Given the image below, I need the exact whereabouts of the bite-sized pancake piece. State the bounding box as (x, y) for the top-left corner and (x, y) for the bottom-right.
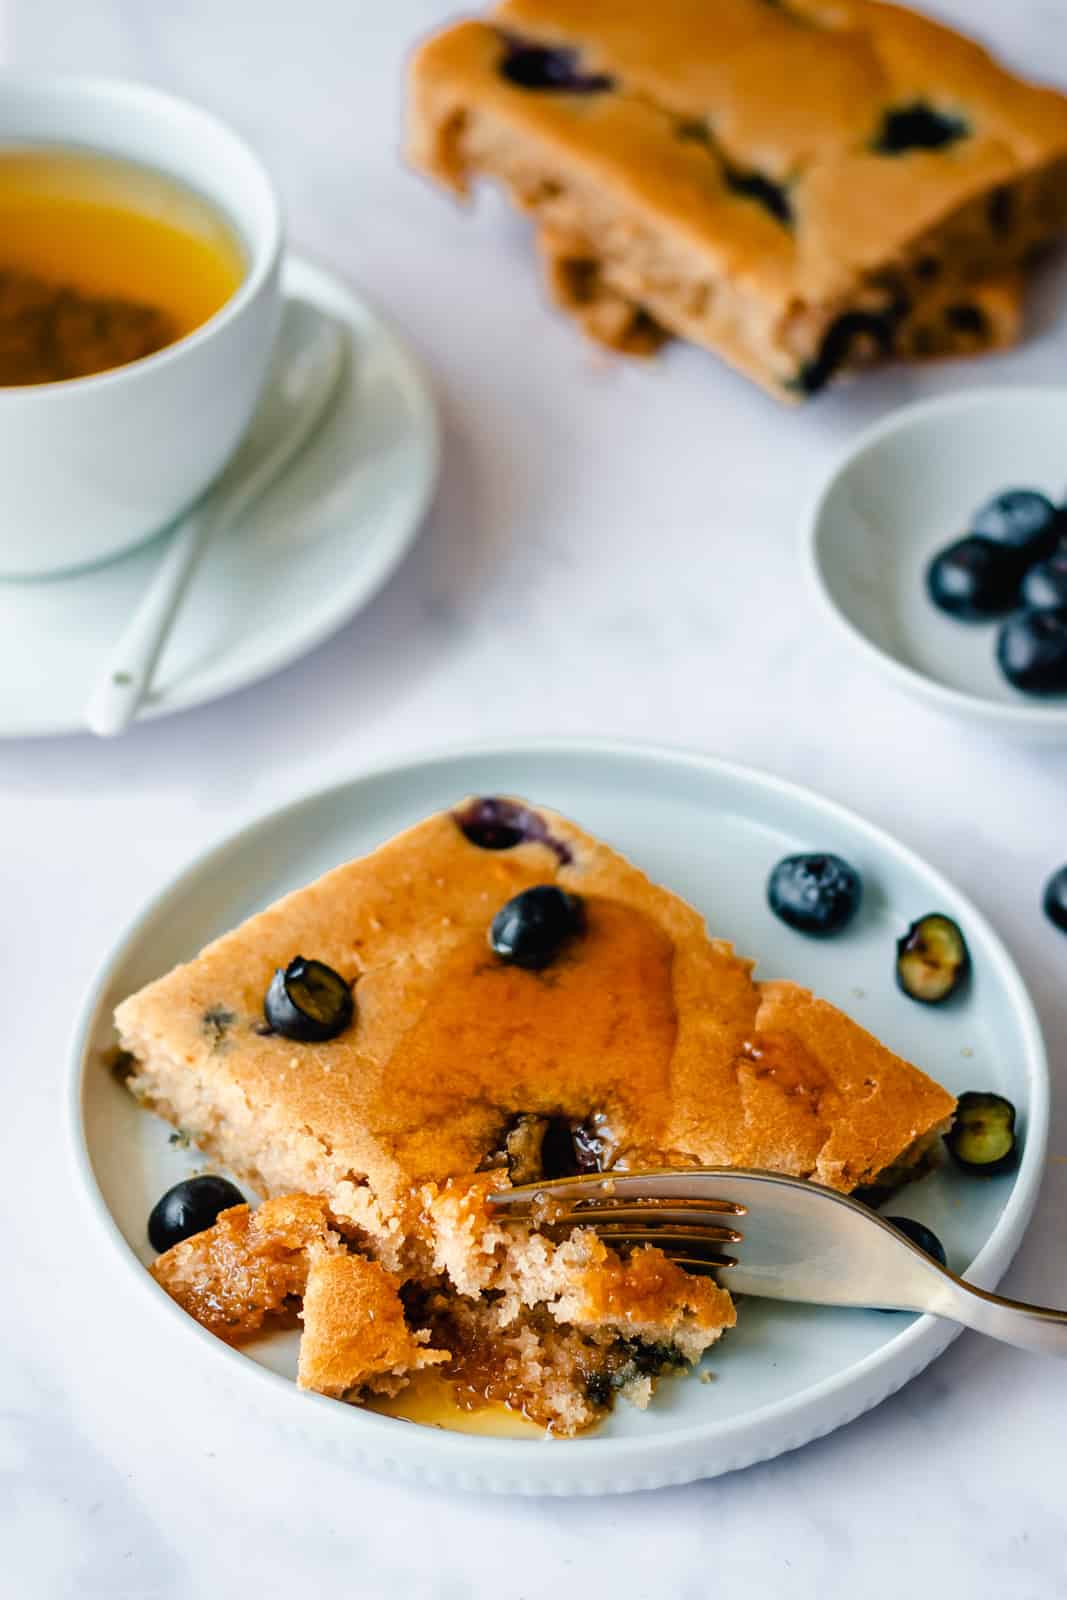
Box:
(297, 1255), (448, 1399)
(150, 1194), (344, 1341)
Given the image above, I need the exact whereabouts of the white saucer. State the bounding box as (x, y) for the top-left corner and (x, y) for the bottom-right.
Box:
(0, 254), (439, 738)
(805, 388), (1067, 743)
(70, 740), (1047, 1495)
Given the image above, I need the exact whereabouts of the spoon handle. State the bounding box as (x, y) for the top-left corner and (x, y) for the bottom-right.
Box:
(83, 302), (345, 738)
(84, 505), (214, 738)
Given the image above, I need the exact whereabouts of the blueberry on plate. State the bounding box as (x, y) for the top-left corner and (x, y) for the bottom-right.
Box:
(925, 535), (1022, 620)
(489, 884), (584, 969)
(970, 488), (1060, 561)
(767, 853), (862, 936)
(884, 1215), (947, 1268)
(1043, 865), (1067, 933)
(895, 913), (969, 1004)
(148, 1174), (245, 1252)
(945, 1091), (1018, 1176)
(996, 608), (1067, 695)
(1021, 546), (1067, 612)
(264, 956), (354, 1041)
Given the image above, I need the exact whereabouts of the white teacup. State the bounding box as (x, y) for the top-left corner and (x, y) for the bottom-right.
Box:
(0, 76), (283, 579)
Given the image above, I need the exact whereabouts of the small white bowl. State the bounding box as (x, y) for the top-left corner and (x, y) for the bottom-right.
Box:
(0, 76), (283, 579)
(806, 388), (1067, 742)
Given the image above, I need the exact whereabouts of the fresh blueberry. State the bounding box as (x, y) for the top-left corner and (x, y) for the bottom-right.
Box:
(489, 884), (584, 969)
(1043, 865), (1067, 933)
(970, 488), (1060, 560)
(264, 956), (354, 1041)
(926, 535), (1022, 620)
(148, 1174), (245, 1252)
(1021, 546), (1067, 611)
(896, 913), (969, 1005)
(996, 609), (1067, 695)
(499, 37), (613, 92)
(884, 1215), (947, 1268)
(767, 853), (862, 937)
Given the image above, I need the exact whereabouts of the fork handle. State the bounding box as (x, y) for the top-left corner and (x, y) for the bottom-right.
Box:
(935, 1277), (1067, 1356)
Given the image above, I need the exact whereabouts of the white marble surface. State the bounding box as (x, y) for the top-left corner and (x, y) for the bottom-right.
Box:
(3, 1), (1067, 1593)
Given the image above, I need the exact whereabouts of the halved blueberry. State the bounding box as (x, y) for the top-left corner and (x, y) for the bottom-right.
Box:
(499, 36), (613, 92)
(489, 885), (584, 969)
(895, 914), (969, 1005)
(1042, 864), (1067, 933)
(945, 1091), (1018, 1176)
(926, 535), (1022, 620)
(767, 853), (862, 937)
(884, 1215), (947, 1268)
(996, 609), (1067, 695)
(148, 1174), (245, 1252)
(971, 488), (1060, 560)
(1021, 547), (1067, 611)
(264, 956), (354, 1042)
(873, 102), (969, 154)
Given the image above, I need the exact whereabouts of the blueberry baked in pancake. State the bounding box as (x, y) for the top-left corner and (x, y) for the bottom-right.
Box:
(406, 0), (1067, 397)
(116, 799), (955, 1434)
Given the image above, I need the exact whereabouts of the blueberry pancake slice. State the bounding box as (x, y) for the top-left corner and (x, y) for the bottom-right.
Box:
(118, 798), (955, 1432)
(407, 0), (1067, 398)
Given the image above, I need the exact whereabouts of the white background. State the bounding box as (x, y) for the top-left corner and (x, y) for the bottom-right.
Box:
(3, 2), (1067, 1595)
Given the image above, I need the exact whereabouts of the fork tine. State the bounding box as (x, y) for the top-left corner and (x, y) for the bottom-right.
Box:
(533, 1211), (743, 1243)
(660, 1252), (737, 1276)
(557, 1224), (741, 1253)
(487, 1172), (746, 1217)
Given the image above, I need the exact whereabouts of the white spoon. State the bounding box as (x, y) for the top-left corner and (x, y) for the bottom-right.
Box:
(85, 299), (346, 737)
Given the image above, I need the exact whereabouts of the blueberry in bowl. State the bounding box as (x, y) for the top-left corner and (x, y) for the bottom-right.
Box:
(926, 534), (1023, 620)
(767, 852), (862, 936)
(148, 1174), (245, 1252)
(996, 609), (1067, 695)
(1021, 546), (1067, 612)
(970, 488), (1061, 562)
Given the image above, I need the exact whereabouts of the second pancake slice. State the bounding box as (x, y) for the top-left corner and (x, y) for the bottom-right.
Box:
(116, 798), (955, 1433)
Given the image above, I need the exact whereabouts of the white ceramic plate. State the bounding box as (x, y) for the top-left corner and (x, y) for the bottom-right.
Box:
(0, 254), (438, 738)
(70, 741), (1047, 1495)
(806, 388), (1067, 741)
